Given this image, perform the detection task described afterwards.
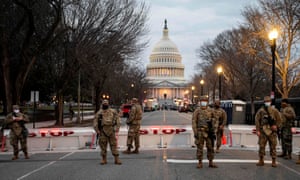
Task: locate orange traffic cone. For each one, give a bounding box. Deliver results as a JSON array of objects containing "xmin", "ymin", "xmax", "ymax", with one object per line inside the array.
[{"xmin": 222, "ymin": 135, "xmax": 227, "ymax": 145}]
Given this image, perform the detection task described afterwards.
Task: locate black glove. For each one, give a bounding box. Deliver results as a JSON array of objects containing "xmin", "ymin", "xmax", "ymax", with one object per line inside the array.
[{"xmin": 194, "ymin": 133, "xmax": 198, "ymax": 139}]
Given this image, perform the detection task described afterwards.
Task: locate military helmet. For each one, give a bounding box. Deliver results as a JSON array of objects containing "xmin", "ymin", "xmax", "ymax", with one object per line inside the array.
[
  {"xmin": 199, "ymin": 96, "xmax": 208, "ymax": 101},
  {"xmin": 13, "ymin": 105, "xmax": 20, "ymax": 110},
  {"xmin": 132, "ymin": 98, "xmax": 138, "ymax": 102},
  {"xmin": 264, "ymin": 96, "xmax": 271, "ymax": 102}
]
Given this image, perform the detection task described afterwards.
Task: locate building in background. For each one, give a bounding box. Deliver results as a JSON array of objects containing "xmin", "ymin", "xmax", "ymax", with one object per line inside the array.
[{"xmin": 146, "ymin": 20, "xmax": 188, "ymax": 106}]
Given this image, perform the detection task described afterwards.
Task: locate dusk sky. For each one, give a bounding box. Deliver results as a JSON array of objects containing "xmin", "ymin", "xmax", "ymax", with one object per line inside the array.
[{"xmin": 142, "ymin": 0, "xmax": 259, "ymax": 81}]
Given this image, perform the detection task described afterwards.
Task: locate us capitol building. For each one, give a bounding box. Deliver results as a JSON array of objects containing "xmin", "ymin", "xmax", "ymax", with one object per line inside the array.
[{"xmin": 146, "ymin": 20, "xmax": 188, "ymax": 106}]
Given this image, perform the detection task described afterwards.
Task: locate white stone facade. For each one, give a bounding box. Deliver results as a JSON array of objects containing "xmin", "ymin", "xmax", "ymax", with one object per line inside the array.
[{"xmin": 146, "ymin": 20, "xmax": 187, "ymax": 104}]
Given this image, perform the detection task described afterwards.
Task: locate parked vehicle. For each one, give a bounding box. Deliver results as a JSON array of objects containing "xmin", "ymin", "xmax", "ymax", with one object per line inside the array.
[{"xmin": 121, "ymin": 104, "xmax": 132, "ymax": 118}]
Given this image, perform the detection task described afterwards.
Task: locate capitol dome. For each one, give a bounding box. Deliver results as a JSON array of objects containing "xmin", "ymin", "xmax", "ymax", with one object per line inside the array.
[
  {"xmin": 147, "ymin": 19, "xmax": 185, "ymax": 83},
  {"xmin": 146, "ymin": 20, "xmax": 187, "ymax": 102}
]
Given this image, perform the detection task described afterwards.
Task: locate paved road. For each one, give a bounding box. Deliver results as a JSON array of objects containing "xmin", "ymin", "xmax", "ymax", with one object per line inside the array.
[
  {"xmin": 1, "ymin": 110, "xmax": 300, "ymax": 179},
  {"xmin": 0, "ymin": 148, "xmax": 299, "ymax": 180}
]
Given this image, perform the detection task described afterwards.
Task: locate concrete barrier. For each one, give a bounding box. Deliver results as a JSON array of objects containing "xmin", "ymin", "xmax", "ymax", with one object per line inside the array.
[
  {"xmin": 226, "ymin": 125, "xmax": 300, "ymax": 153},
  {"xmin": 1, "ymin": 125, "xmax": 299, "ymax": 153}
]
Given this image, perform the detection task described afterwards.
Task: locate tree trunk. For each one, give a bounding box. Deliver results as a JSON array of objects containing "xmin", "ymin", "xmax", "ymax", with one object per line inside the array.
[
  {"xmin": 1, "ymin": 34, "xmax": 13, "ymax": 114},
  {"xmin": 54, "ymin": 92, "xmax": 64, "ymax": 126}
]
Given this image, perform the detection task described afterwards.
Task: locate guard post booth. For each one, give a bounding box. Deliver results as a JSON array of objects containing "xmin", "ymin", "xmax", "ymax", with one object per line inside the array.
[{"xmin": 221, "ymin": 100, "xmax": 246, "ymax": 124}]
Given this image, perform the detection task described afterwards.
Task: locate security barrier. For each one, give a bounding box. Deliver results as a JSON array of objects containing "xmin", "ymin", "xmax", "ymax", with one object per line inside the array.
[{"xmin": 1, "ymin": 125, "xmax": 299, "ymax": 152}]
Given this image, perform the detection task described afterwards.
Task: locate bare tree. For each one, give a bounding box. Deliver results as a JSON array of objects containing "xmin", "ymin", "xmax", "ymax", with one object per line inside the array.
[
  {"xmin": 0, "ymin": 0, "xmax": 64, "ymax": 114},
  {"xmin": 243, "ymin": 0, "xmax": 300, "ymax": 98}
]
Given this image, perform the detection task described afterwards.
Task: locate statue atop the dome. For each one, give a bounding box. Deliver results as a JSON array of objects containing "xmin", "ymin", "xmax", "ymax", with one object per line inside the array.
[{"xmin": 164, "ymin": 19, "xmax": 168, "ymax": 29}]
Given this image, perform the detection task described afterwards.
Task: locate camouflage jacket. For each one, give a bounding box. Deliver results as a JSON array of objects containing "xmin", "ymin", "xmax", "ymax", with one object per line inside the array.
[
  {"xmin": 280, "ymin": 105, "xmax": 296, "ymax": 128},
  {"xmin": 127, "ymin": 103, "xmax": 143, "ymax": 125},
  {"xmin": 192, "ymin": 107, "xmax": 216, "ymax": 134},
  {"xmin": 93, "ymin": 108, "xmax": 120, "ymax": 136},
  {"xmin": 255, "ymin": 106, "xmax": 281, "ymax": 135},
  {"xmin": 5, "ymin": 112, "xmax": 29, "ymax": 136},
  {"xmin": 213, "ymin": 107, "xmax": 227, "ymax": 127}
]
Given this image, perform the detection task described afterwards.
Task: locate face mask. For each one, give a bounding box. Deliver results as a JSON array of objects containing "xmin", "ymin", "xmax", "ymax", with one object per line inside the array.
[
  {"xmin": 200, "ymin": 102, "xmax": 207, "ymax": 107},
  {"xmin": 13, "ymin": 109, "xmax": 20, "ymax": 113},
  {"xmin": 264, "ymin": 102, "xmax": 271, "ymax": 107},
  {"xmin": 102, "ymin": 105, "xmax": 109, "ymax": 110}
]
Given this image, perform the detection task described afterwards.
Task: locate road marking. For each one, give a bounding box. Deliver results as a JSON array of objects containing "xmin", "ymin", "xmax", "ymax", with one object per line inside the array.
[
  {"xmin": 17, "ymin": 152, "xmax": 74, "ymax": 180},
  {"xmin": 17, "ymin": 161, "xmax": 56, "ymax": 180},
  {"xmin": 166, "ymin": 159, "xmax": 273, "ymax": 164},
  {"xmin": 279, "ymin": 163, "xmax": 300, "ymax": 176}
]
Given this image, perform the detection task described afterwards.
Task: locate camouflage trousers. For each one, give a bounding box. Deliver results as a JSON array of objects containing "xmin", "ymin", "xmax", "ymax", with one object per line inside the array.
[
  {"xmin": 126, "ymin": 124, "xmax": 140, "ymax": 149},
  {"xmin": 98, "ymin": 133, "xmax": 119, "ymax": 157},
  {"xmin": 281, "ymin": 127, "xmax": 293, "ymax": 154},
  {"xmin": 9, "ymin": 133, "xmax": 28, "ymax": 156},
  {"xmin": 195, "ymin": 130, "xmax": 214, "ymax": 161},
  {"xmin": 258, "ymin": 132, "xmax": 277, "ymax": 158},
  {"xmin": 216, "ymin": 128, "xmax": 224, "ymax": 149}
]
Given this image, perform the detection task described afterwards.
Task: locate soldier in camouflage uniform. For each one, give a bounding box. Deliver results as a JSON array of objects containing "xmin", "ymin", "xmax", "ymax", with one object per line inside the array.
[
  {"xmin": 93, "ymin": 100, "xmax": 122, "ymax": 165},
  {"xmin": 5, "ymin": 105, "xmax": 30, "ymax": 160},
  {"xmin": 255, "ymin": 96, "xmax": 281, "ymax": 167},
  {"xmin": 278, "ymin": 99, "xmax": 296, "ymax": 159},
  {"xmin": 192, "ymin": 96, "xmax": 217, "ymax": 168},
  {"xmin": 213, "ymin": 100, "xmax": 227, "ymax": 153},
  {"xmin": 123, "ymin": 98, "xmax": 143, "ymax": 154}
]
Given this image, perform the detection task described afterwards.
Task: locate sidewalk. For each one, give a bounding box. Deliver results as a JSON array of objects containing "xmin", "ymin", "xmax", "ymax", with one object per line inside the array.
[{"xmin": 25, "ymin": 113, "xmax": 95, "ymax": 129}]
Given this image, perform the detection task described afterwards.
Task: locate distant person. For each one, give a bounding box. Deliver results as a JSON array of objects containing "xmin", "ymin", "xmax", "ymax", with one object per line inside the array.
[
  {"xmin": 4, "ymin": 105, "xmax": 30, "ymax": 160},
  {"xmin": 93, "ymin": 100, "xmax": 121, "ymax": 165},
  {"xmin": 255, "ymin": 96, "xmax": 281, "ymax": 167},
  {"xmin": 123, "ymin": 98, "xmax": 143, "ymax": 154},
  {"xmin": 213, "ymin": 100, "xmax": 227, "ymax": 153},
  {"xmin": 192, "ymin": 96, "xmax": 217, "ymax": 168},
  {"xmin": 278, "ymin": 99, "xmax": 296, "ymax": 159},
  {"xmin": 69, "ymin": 104, "xmax": 75, "ymax": 121}
]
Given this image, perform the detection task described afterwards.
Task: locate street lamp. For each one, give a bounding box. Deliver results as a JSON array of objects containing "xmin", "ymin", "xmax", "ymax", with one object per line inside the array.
[
  {"xmin": 269, "ymin": 29, "xmax": 278, "ymax": 106},
  {"xmin": 200, "ymin": 79, "xmax": 204, "ymax": 96},
  {"xmin": 217, "ymin": 66, "xmax": 223, "ymax": 100},
  {"xmin": 191, "ymin": 86, "xmax": 195, "ymax": 104}
]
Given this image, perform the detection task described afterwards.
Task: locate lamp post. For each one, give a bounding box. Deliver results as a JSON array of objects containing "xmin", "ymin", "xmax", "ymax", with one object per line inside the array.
[
  {"xmin": 131, "ymin": 83, "xmax": 134, "ymax": 99},
  {"xmin": 200, "ymin": 79, "xmax": 204, "ymax": 96},
  {"xmin": 191, "ymin": 86, "xmax": 195, "ymax": 104},
  {"xmin": 269, "ymin": 29, "xmax": 278, "ymax": 106},
  {"xmin": 217, "ymin": 66, "xmax": 223, "ymax": 100}
]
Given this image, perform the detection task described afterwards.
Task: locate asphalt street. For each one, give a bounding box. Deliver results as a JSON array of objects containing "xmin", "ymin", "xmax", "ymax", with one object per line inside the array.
[
  {"xmin": 0, "ymin": 148, "xmax": 300, "ymax": 180},
  {"xmin": 1, "ymin": 110, "xmax": 300, "ymax": 179}
]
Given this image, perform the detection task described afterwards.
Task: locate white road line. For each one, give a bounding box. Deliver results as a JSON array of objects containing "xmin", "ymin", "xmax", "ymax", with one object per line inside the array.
[
  {"xmin": 166, "ymin": 159, "xmax": 273, "ymax": 164},
  {"xmin": 17, "ymin": 161, "xmax": 56, "ymax": 180},
  {"xmin": 17, "ymin": 152, "xmax": 74, "ymax": 180},
  {"xmin": 279, "ymin": 163, "xmax": 300, "ymax": 176},
  {"xmin": 59, "ymin": 151, "xmax": 75, "ymax": 160}
]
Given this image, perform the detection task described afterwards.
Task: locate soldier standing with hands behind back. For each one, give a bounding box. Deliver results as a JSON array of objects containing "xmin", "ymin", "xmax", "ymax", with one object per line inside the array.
[
  {"xmin": 278, "ymin": 99, "xmax": 296, "ymax": 159},
  {"xmin": 93, "ymin": 100, "xmax": 122, "ymax": 165},
  {"xmin": 123, "ymin": 98, "xmax": 143, "ymax": 154},
  {"xmin": 5, "ymin": 105, "xmax": 30, "ymax": 160},
  {"xmin": 255, "ymin": 96, "xmax": 281, "ymax": 167},
  {"xmin": 192, "ymin": 96, "xmax": 217, "ymax": 169},
  {"xmin": 213, "ymin": 100, "xmax": 227, "ymax": 153}
]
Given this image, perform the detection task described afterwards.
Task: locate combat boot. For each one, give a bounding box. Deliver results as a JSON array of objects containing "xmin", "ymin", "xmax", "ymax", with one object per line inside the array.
[
  {"xmin": 208, "ymin": 160, "xmax": 218, "ymax": 168},
  {"xmin": 24, "ymin": 153, "xmax": 30, "ymax": 159},
  {"xmin": 256, "ymin": 156, "xmax": 264, "ymax": 166},
  {"xmin": 100, "ymin": 155, "xmax": 107, "ymax": 165},
  {"xmin": 122, "ymin": 147, "xmax": 131, "ymax": 154},
  {"xmin": 272, "ymin": 158, "xmax": 277, "ymax": 167},
  {"xmin": 12, "ymin": 155, "xmax": 18, "ymax": 160},
  {"xmin": 284, "ymin": 153, "xmax": 292, "ymax": 160},
  {"xmin": 132, "ymin": 148, "xmax": 139, "ymax": 154},
  {"xmin": 197, "ymin": 160, "xmax": 202, "ymax": 169},
  {"xmin": 277, "ymin": 152, "xmax": 286, "ymax": 157},
  {"xmin": 114, "ymin": 156, "xmax": 122, "ymax": 165}
]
